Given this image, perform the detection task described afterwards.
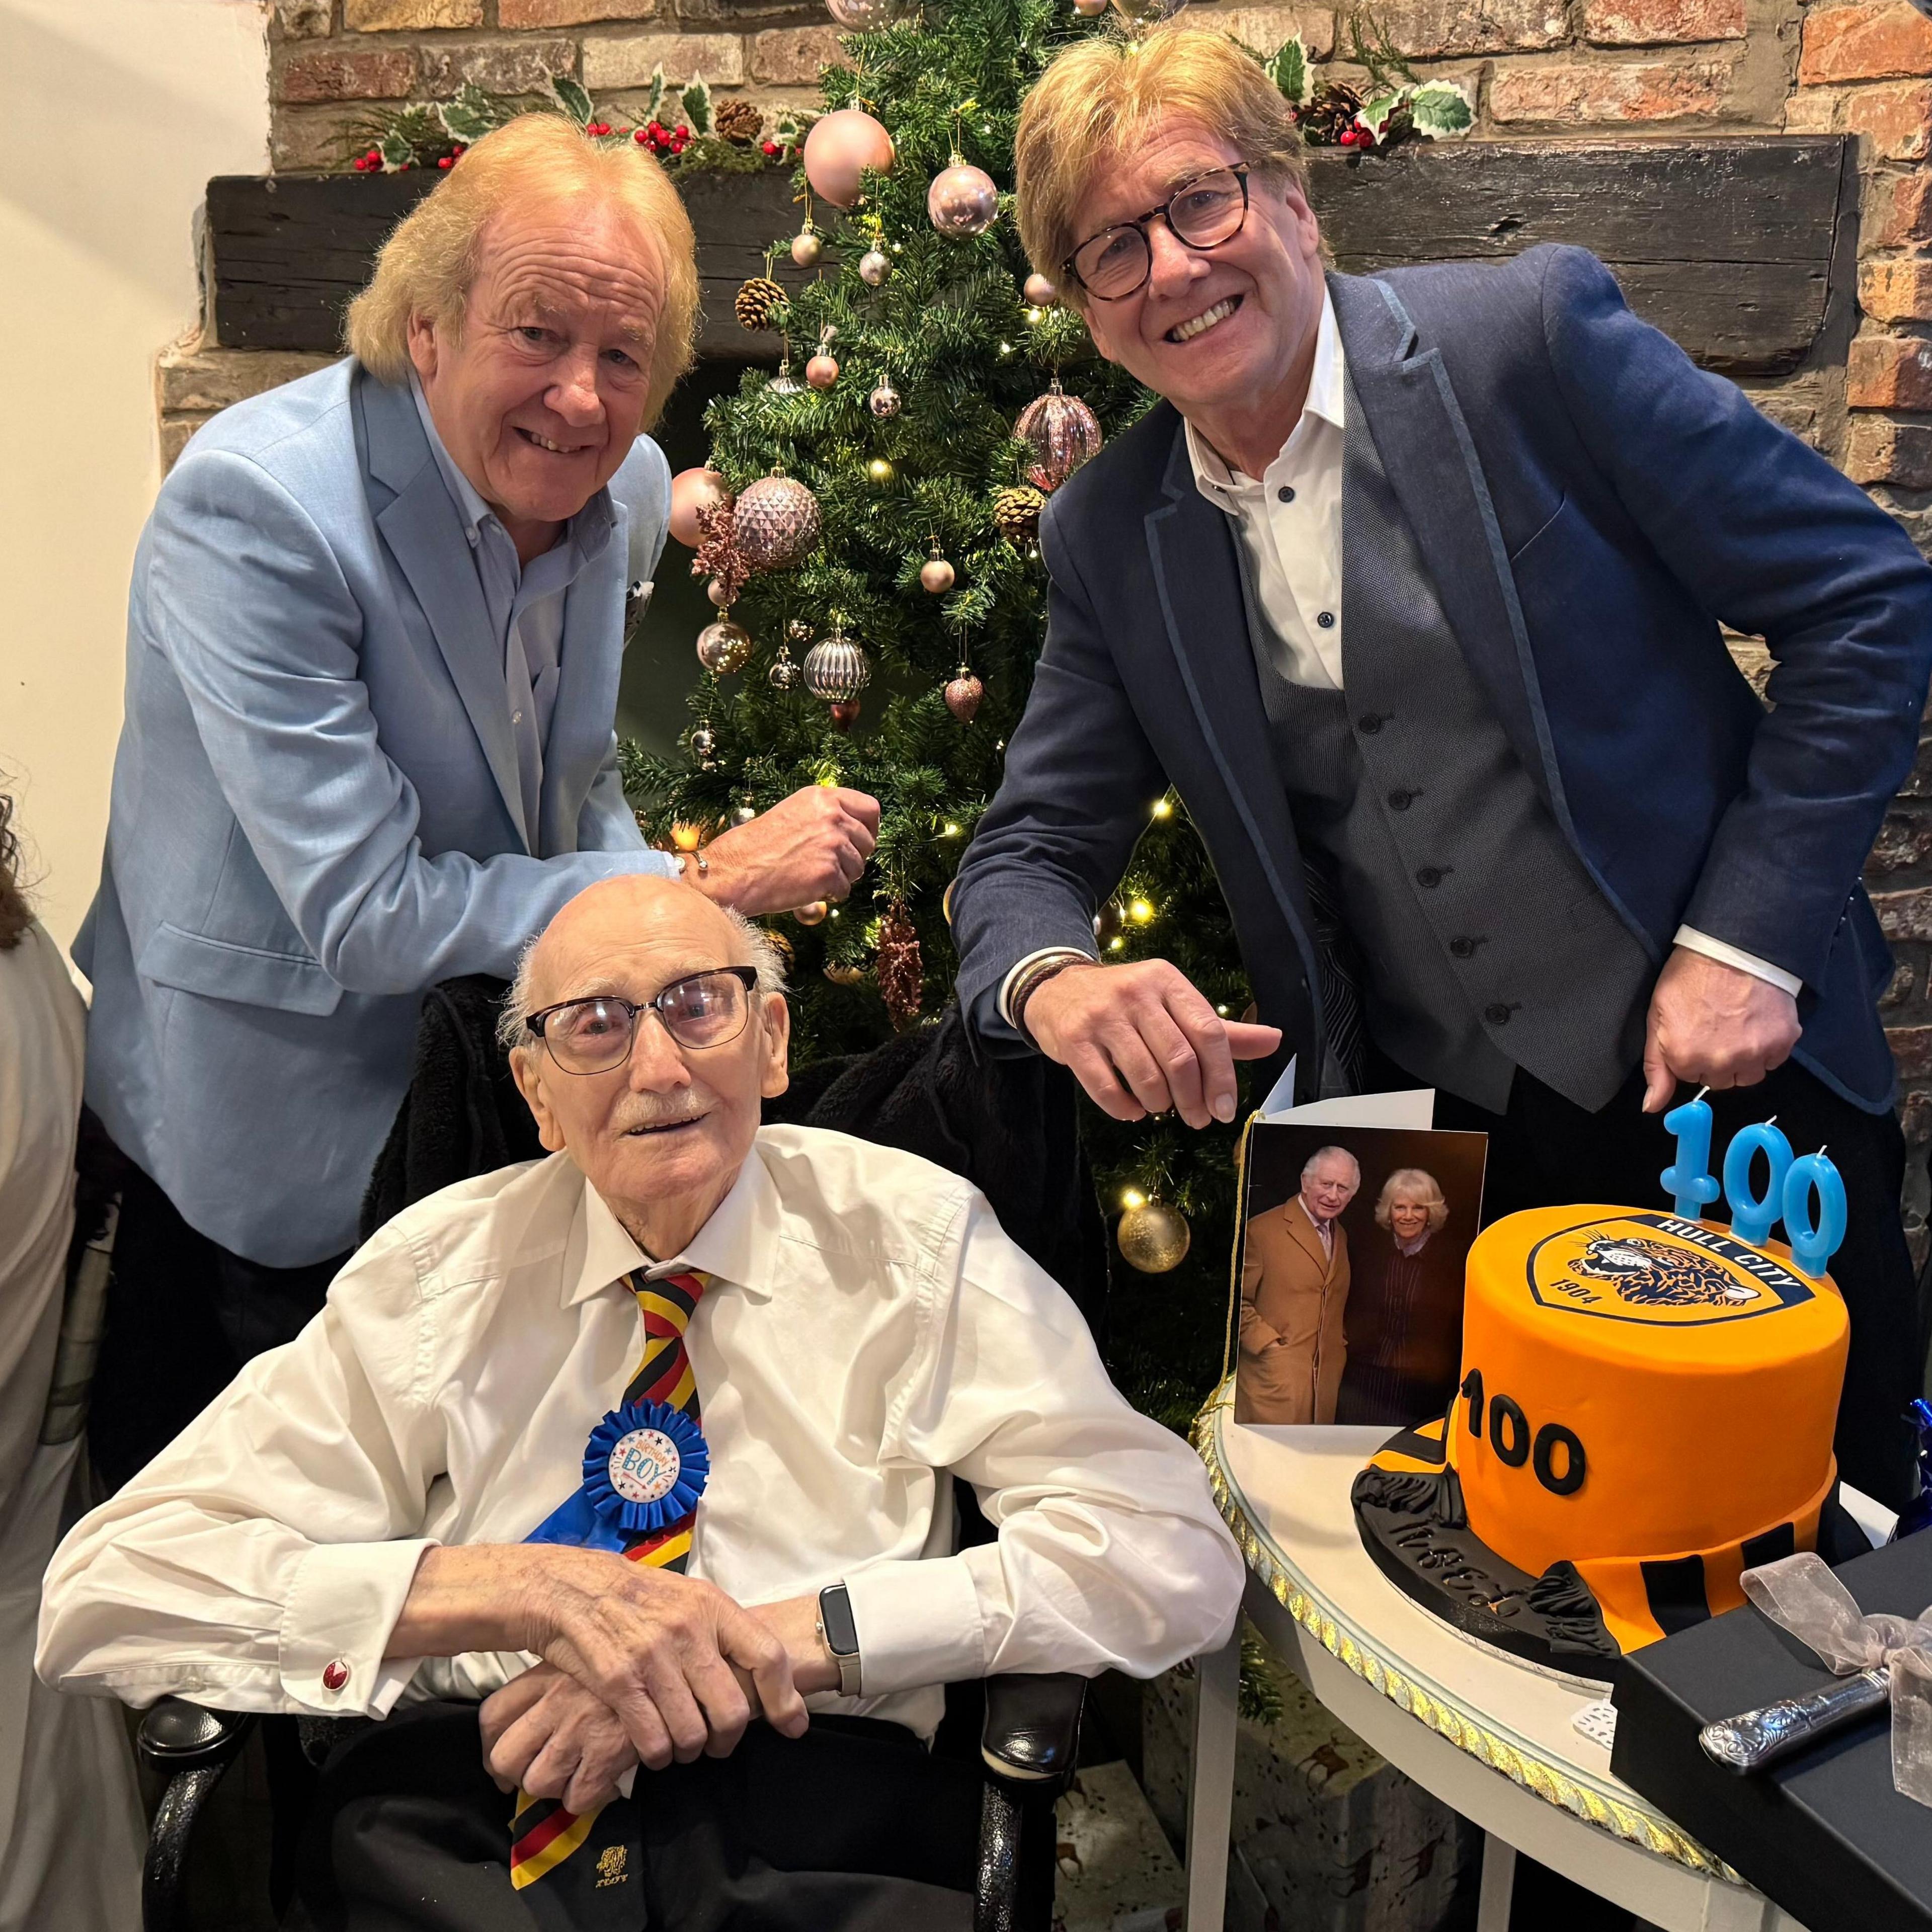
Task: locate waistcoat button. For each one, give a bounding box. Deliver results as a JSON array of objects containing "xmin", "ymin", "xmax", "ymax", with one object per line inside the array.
[
  {"xmin": 1450, "ymin": 935, "xmax": 1479, "ymax": 958},
  {"xmin": 1416, "ymin": 867, "xmax": 1443, "ymax": 888},
  {"xmin": 1358, "ymin": 713, "xmax": 1383, "ymax": 735},
  {"xmin": 1484, "ymin": 1003, "xmax": 1514, "ymax": 1025},
  {"xmin": 1388, "ymin": 788, "xmax": 1415, "ymax": 811}
]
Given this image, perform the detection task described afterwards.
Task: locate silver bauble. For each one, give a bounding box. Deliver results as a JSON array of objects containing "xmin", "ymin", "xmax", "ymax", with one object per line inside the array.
[
  {"xmin": 695, "ymin": 619, "xmax": 752, "ymax": 675},
  {"xmin": 802, "ymin": 626, "xmax": 873, "ymax": 703},
  {"xmin": 927, "ymin": 163, "xmax": 1000, "ymax": 237},
  {"xmin": 690, "ymin": 724, "xmax": 718, "ymax": 762},
  {"xmin": 868, "ymin": 379, "xmax": 901, "ymax": 419},
  {"xmin": 1014, "ymin": 379, "xmax": 1104, "ymax": 492},
  {"xmin": 734, "ymin": 475, "xmax": 822, "ymax": 570},
  {"xmin": 768, "ymin": 647, "xmax": 801, "ymax": 691},
  {"xmin": 859, "ymin": 248, "xmax": 891, "ymax": 286}
]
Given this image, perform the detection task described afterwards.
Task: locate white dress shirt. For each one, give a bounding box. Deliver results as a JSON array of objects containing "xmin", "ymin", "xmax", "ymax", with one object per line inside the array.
[
  {"xmin": 998, "ymin": 288, "xmax": 1800, "ymax": 1017},
  {"xmin": 39, "ymin": 1126, "xmax": 1242, "ymax": 1743}
]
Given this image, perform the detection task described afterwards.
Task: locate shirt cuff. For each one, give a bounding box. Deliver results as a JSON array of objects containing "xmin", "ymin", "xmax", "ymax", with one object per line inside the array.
[
  {"xmin": 842, "ymin": 1556, "xmax": 986, "ymax": 1698},
  {"xmin": 1672, "ymin": 927, "xmax": 1803, "ymax": 999},
  {"xmin": 997, "ymin": 948, "xmax": 1099, "ymax": 1030},
  {"xmin": 279, "ymin": 1539, "xmax": 438, "ymax": 1717}
]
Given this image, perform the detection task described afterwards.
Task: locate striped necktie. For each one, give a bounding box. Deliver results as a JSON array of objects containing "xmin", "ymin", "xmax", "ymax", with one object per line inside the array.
[
  {"xmin": 618, "ymin": 1267, "xmax": 709, "ymax": 1572},
  {"xmin": 509, "ymin": 1265, "xmax": 712, "ymax": 1901}
]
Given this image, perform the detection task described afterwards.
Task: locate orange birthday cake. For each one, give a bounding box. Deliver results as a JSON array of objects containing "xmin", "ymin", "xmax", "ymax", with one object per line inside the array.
[{"xmin": 1351, "ymin": 1206, "xmax": 1855, "ymax": 1680}]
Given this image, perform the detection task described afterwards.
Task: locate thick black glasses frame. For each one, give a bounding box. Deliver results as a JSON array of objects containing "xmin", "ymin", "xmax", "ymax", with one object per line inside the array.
[
  {"xmin": 524, "ymin": 965, "xmax": 761, "ymax": 1073},
  {"xmin": 1064, "ymin": 165, "xmax": 1251, "ymax": 301}
]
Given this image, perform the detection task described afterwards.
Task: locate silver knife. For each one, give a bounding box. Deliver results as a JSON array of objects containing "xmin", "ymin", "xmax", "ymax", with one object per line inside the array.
[{"xmin": 1699, "ymin": 1667, "xmax": 1891, "ymax": 1773}]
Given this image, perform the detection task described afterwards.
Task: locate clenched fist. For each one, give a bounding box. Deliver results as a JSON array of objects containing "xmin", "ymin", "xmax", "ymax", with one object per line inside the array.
[{"xmin": 693, "ymin": 786, "xmax": 880, "ymax": 917}]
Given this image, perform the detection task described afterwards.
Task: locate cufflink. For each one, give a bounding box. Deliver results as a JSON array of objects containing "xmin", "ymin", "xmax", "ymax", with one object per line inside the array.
[{"xmin": 321, "ymin": 1659, "xmax": 350, "ymax": 1692}]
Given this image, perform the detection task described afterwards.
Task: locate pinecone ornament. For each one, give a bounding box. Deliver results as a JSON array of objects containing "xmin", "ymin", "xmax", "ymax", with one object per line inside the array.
[
  {"xmin": 876, "ymin": 901, "xmax": 923, "ymax": 1028},
  {"xmin": 1301, "ymin": 81, "xmax": 1365, "ymax": 145},
  {"xmin": 714, "ymin": 98, "xmax": 763, "ymax": 145},
  {"xmin": 735, "ymin": 276, "xmax": 788, "ymax": 332},
  {"xmin": 992, "ymin": 485, "xmax": 1045, "ymax": 546}
]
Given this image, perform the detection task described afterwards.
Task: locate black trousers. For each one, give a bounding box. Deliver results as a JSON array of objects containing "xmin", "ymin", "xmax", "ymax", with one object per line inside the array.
[
  {"xmin": 293, "ymin": 1702, "xmax": 981, "ymax": 1932},
  {"xmin": 1368, "ymin": 1049, "xmax": 1923, "ymax": 1509},
  {"xmin": 89, "ymin": 1153, "xmax": 348, "ymax": 1495}
]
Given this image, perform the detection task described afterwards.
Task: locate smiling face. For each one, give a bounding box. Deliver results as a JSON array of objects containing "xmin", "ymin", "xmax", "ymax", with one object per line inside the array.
[
  {"xmin": 511, "ymin": 876, "xmax": 789, "ymax": 1257},
  {"xmin": 409, "ymin": 192, "xmax": 665, "ymax": 558},
  {"xmin": 1389, "ymin": 1195, "xmax": 1432, "ymax": 1242},
  {"xmin": 1070, "ymin": 121, "xmax": 1325, "ymax": 473},
  {"xmin": 1301, "ymin": 1152, "xmax": 1361, "ymax": 1225}
]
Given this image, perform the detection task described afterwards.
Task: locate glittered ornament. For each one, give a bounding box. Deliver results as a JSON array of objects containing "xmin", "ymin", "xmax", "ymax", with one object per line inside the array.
[
  {"xmin": 866, "ymin": 456, "xmax": 896, "ymax": 487},
  {"xmin": 790, "ymin": 227, "xmax": 823, "ymax": 269},
  {"xmin": 806, "ymin": 352, "xmax": 840, "ymax": 389},
  {"xmin": 875, "ymin": 900, "xmax": 923, "ymax": 1028},
  {"xmin": 992, "ymin": 485, "xmax": 1045, "ymax": 546},
  {"xmin": 1015, "ymin": 379, "xmax": 1104, "ymax": 492},
  {"xmin": 1116, "ymin": 1198, "xmax": 1190, "ymax": 1273},
  {"xmin": 824, "ymin": 960, "xmax": 867, "ymax": 986},
  {"xmin": 867, "ymin": 378, "xmax": 901, "ymax": 419},
  {"xmin": 786, "ymin": 618, "xmax": 814, "ymax": 645},
  {"xmin": 927, "ymin": 162, "xmax": 1000, "ymax": 237},
  {"xmin": 768, "ymin": 645, "xmax": 800, "ymax": 691},
  {"xmin": 734, "ymin": 473, "xmax": 822, "ymax": 570},
  {"xmin": 794, "ymin": 900, "xmax": 829, "ymax": 926},
  {"xmin": 802, "ymin": 107, "xmax": 895, "ymax": 208},
  {"xmin": 689, "ymin": 723, "xmax": 718, "ymax": 763},
  {"xmin": 695, "ymin": 619, "xmax": 752, "ymax": 675},
  {"xmin": 1023, "ymin": 272, "xmax": 1059, "ymax": 306},
  {"xmin": 692, "ymin": 498, "xmax": 750, "ymax": 610},
  {"xmin": 943, "ymin": 668, "xmax": 984, "ymax": 722},
  {"xmin": 859, "ymin": 248, "xmax": 891, "ymax": 286},
  {"xmin": 803, "ymin": 623, "xmax": 872, "ymax": 703},
  {"xmin": 734, "ymin": 277, "xmax": 787, "ymax": 332},
  {"xmin": 669, "ymin": 466, "xmax": 731, "ymax": 546},
  {"xmin": 920, "ymin": 541, "xmax": 955, "ymax": 595}
]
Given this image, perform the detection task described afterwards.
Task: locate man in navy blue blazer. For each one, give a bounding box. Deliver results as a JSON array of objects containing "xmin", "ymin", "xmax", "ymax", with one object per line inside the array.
[
  {"xmin": 82, "ymin": 116, "xmax": 879, "ymax": 1487},
  {"xmin": 952, "ymin": 26, "xmax": 1932, "ymax": 1502}
]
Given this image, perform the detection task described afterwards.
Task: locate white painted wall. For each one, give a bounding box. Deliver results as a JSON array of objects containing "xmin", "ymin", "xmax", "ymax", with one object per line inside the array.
[{"xmin": 0, "ymin": 0, "xmax": 270, "ymax": 956}]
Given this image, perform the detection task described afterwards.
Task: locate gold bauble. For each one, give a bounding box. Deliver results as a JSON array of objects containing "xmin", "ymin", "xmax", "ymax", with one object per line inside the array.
[
  {"xmin": 1116, "ymin": 1199, "xmax": 1191, "ymax": 1273},
  {"xmin": 670, "ymin": 822, "xmax": 706, "ymax": 852},
  {"xmin": 867, "ymin": 456, "xmax": 896, "ymax": 486},
  {"xmin": 794, "ymin": 901, "xmax": 830, "ymax": 927}
]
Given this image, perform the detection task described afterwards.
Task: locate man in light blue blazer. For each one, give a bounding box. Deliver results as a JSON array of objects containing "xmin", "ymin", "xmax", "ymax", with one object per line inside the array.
[{"xmin": 82, "ymin": 116, "xmax": 877, "ymax": 1484}]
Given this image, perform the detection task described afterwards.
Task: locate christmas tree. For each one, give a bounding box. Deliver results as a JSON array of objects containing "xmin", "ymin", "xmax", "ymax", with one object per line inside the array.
[{"xmin": 620, "ymin": 4, "xmax": 1287, "ymax": 1426}]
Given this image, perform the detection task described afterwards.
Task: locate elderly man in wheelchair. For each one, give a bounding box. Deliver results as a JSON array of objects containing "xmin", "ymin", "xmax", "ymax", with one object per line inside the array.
[{"xmin": 38, "ymin": 873, "xmax": 1242, "ymax": 1931}]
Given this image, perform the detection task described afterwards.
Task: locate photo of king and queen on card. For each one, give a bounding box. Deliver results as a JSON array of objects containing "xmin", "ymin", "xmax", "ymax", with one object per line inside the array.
[{"xmin": 1230, "ymin": 1067, "xmax": 1488, "ymax": 1429}]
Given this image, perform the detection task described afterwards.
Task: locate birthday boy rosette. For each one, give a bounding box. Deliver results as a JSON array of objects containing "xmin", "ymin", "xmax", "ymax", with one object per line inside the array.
[{"xmin": 582, "ymin": 1398, "xmax": 710, "ymax": 1536}]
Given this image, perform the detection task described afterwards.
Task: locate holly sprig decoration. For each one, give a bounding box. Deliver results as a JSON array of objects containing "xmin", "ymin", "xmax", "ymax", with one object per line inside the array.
[{"xmin": 1258, "ymin": 12, "xmax": 1473, "ymax": 151}]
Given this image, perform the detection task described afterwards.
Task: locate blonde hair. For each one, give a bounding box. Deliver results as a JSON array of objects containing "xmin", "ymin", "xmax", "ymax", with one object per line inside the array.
[
  {"xmin": 1374, "ymin": 1168, "xmax": 1450, "ymax": 1234},
  {"xmin": 1015, "ymin": 22, "xmax": 1311, "ymax": 303},
  {"xmin": 345, "ymin": 113, "xmax": 699, "ymax": 426}
]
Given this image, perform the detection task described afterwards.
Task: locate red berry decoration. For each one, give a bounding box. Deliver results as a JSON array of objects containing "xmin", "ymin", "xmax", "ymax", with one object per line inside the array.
[
  {"xmin": 634, "ymin": 128, "xmax": 648, "ymax": 144},
  {"xmin": 762, "ymin": 140, "xmax": 779, "ymax": 156},
  {"xmin": 437, "ymin": 155, "xmax": 453, "ymax": 169},
  {"xmin": 676, "ymin": 124, "xmax": 689, "ymax": 137}
]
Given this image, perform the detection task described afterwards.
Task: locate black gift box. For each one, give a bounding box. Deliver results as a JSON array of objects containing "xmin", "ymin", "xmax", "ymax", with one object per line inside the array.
[{"xmin": 1611, "ymin": 1531, "xmax": 1932, "ymax": 1931}]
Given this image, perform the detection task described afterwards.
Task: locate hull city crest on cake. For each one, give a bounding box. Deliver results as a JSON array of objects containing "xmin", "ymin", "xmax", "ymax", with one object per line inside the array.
[{"xmin": 1351, "ymin": 1199, "xmax": 1855, "ymax": 1681}]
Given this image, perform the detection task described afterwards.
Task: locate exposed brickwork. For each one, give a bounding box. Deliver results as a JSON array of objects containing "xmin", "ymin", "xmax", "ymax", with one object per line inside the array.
[
  {"xmin": 1584, "ymin": 0, "xmax": 1745, "ymax": 47},
  {"xmin": 276, "ymin": 46, "xmax": 418, "ymax": 104},
  {"xmin": 1849, "ymin": 333, "xmax": 1932, "ymax": 409},
  {"xmin": 1489, "ymin": 55, "xmax": 1736, "ymax": 124},
  {"xmin": 748, "ymin": 25, "xmax": 846, "ymax": 85},
  {"xmin": 1870, "ymin": 169, "xmax": 1932, "ymax": 249},
  {"xmin": 416, "ymin": 38, "xmax": 578, "ymax": 96},
  {"xmin": 1845, "ymin": 416, "xmax": 1932, "ymax": 487},
  {"xmin": 1801, "ymin": 2, "xmax": 1932, "ymax": 86},
  {"xmin": 1371, "ymin": 0, "xmax": 1567, "ymax": 59},
  {"xmin": 500, "ymin": 0, "xmax": 658, "ymax": 22},
  {"xmin": 1861, "ymin": 254, "xmax": 1932, "ymax": 320},
  {"xmin": 344, "ymin": 0, "xmax": 481, "ymax": 27},
  {"xmin": 583, "ymin": 30, "xmax": 745, "ymax": 85}
]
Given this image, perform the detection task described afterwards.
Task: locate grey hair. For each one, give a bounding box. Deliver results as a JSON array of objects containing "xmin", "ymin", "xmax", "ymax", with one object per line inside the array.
[
  {"xmin": 1302, "ymin": 1144, "xmax": 1362, "ymax": 1182},
  {"xmin": 496, "ymin": 905, "xmax": 789, "ymax": 1057},
  {"xmin": 1374, "ymin": 1167, "xmax": 1449, "ymax": 1234}
]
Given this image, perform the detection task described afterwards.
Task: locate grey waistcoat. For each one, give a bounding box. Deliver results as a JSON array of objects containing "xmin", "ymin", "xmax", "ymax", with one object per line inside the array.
[{"xmin": 1234, "ymin": 371, "xmax": 1654, "ymax": 1112}]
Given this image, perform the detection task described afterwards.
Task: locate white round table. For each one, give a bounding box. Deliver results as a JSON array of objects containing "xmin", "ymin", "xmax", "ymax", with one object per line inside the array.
[{"xmin": 1175, "ymin": 1379, "xmax": 1871, "ymax": 1932}]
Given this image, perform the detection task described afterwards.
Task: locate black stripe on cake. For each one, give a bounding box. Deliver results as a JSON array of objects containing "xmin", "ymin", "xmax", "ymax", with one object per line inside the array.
[
  {"xmin": 1380, "ymin": 1423, "xmax": 1447, "ymax": 1467},
  {"xmin": 1640, "ymin": 1554, "xmax": 1712, "ymax": 1636},
  {"xmin": 1741, "ymin": 1523, "xmax": 1797, "ymax": 1570}
]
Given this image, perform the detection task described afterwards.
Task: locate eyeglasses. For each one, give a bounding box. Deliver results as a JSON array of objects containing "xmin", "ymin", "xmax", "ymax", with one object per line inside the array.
[
  {"xmin": 1065, "ymin": 166, "xmax": 1251, "ymax": 302},
  {"xmin": 523, "ymin": 967, "xmax": 761, "ymax": 1075}
]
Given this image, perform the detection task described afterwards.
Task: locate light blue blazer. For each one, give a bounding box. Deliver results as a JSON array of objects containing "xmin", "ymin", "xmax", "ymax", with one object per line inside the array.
[{"xmin": 76, "ymin": 359, "xmax": 677, "ymax": 1265}]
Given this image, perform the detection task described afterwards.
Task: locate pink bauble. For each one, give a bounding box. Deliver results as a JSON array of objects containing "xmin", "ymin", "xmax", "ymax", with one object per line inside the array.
[
  {"xmin": 1014, "ymin": 382, "xmax": 1103, "ymax": 492},
  {"xmin": 806, "ymin": 354, "xmax": 840, "ymax": 389},
  {"xmin": 802, "ymin": 108, "xmax": 896, "ymax": 209},
  {"xmin": 1023, "ymin": 272, "xmax": 1059, "ymax": 306},
  {"xmin": 668, "ymin": 466, "xmax": 731, "ymax": 547},
  {"xmin": 927, "ymin": 163, "xmax": 1000, "ymax": 237}
]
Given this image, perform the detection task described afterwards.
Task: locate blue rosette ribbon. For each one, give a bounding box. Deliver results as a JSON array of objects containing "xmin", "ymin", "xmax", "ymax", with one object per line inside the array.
[{"xmin": 581, "ymin": 1399, "xmax": 709, "ymax": 1537}]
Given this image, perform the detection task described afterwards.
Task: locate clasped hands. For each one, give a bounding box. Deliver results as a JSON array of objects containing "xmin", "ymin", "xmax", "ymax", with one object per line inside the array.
[
  {"xmin": 394, "ymin": 1544, "xmax": 835, "ymax": 1816},
  {"xmin": 1024, "ymin": 946, "xmax": 1799, "ymax": 1123}
]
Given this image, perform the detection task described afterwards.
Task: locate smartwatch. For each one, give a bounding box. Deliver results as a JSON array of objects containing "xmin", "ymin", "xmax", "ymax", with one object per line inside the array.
[{"xmin": 816, "ymin": 1582, "xmax": 862, "ymax": 1698}]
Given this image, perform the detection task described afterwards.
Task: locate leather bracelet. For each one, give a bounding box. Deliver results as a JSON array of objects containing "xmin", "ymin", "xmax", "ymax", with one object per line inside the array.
[{"xmin": 1010, "ymin": 954, "xmax": 1090, "ymax": 1042}]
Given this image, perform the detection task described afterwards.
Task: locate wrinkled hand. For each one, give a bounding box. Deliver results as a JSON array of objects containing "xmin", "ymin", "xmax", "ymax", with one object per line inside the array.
[
  {"xmin": 1023, "ymin": 960, "xmax": 1281, "ymax": 1128},
  {"xmin": 1642, "ymin": 946, "xmax": 1801, "ymax": 1113},
  {"xmin": 481, "ymin": 1663, "xmax": 638, "ymax": 1813},
  {"xmin": 528, "ymin": 1549, "xmax": 808, "ymax": 1770},
  {"xmin": 746, "ymin": 1594, "xmax": 841, "ymax": 1697},
  {"xmin": 694, "ymin": 787, "xmax": 879, "ymax": 916}
]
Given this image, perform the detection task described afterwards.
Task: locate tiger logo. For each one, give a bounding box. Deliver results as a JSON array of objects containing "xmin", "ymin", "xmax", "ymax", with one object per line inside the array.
[{"xmin": 1567, "ymin": 1236, "xmax": 1760, "ymax": 1307}]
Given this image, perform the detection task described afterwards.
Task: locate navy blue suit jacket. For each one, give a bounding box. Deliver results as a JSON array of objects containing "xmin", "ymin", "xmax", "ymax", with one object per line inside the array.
[{"xmin": 951, "ymin": 247, "xmax": 1932, "ymax": 1111}]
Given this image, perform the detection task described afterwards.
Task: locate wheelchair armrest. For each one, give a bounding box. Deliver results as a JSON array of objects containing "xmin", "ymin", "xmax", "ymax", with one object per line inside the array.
[
  {"xmin": 979, "ymin": 1671, "xmax": 1084, "ymax": 1797},
  {"xmin": 140, "ymin": 1703, "xmax": 258, "ymax": 1932}
]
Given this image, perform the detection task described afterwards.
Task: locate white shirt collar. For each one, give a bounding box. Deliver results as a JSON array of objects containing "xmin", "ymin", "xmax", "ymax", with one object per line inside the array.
[
  {"xmin": 1184, "ymin": 285, "xmax": 1344, "ymax": 495},
  {"xmin": 568, "ymin": 1140, "xmax": 783, "ymax": 1306}
]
